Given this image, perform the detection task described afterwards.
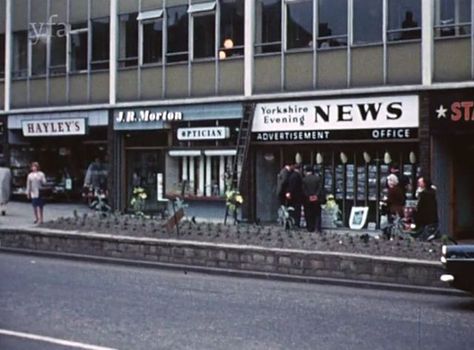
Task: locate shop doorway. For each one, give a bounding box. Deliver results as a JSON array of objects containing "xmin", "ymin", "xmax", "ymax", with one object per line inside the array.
[
  {"xmin": 452, "ymin": 139, "xmax": 474, "ymax": 239},
  {"xmin": 126, "ymin": 150, "xmax": 165, "ymax": 212}
]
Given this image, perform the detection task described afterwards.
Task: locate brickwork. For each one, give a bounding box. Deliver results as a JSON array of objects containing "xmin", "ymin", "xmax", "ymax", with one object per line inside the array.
[{"xmin": 0, "ymin": 228, "xmax": 444, "ymax": 288}]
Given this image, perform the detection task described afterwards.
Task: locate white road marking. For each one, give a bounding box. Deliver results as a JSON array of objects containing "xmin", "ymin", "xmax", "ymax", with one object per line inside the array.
[{"xmin": 0, "ymin": 329, "xmax": 118, "ymax": 350}]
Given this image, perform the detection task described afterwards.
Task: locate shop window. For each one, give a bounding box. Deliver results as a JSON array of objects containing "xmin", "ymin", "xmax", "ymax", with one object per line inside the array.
[
  {"xmin": 435, "ymin": 0, "xmax": 472, "ymax": 37},
  {"xmin": 387, "ymin": 0, "xmax": 421, "ymax": 41},
  {"xmin": 0, "ymin": 34, "xmax": 4, "ymax": 76},
  {"xmin": 118, "ymin": 13, "xmax": 139, "ymax": 67},
  {"xmin": 353, "ymin": 0, "xmax": 383, "ymax": 45},
  {"xmin": 142, "ymin": 18, "xmax": 163, "ymax": 64},
  {"xmin": 91, "ymin": 17, "xmax": 110, "ymax": 70},
  {"xmin": 166, "ymin": 5, "xmax": 189, "ymax": 63},
  {"xmin": 192, "ymin": 11, "xmax": 216, "ymax": 59},
  {"xmin": 286, "ymin": 0, "xmax": 313, "ymax": 50},
  {"xmin": 255, "ymin": 0, "xmax": 282, "ymax": 54},
  {"xmin": 12, "ymin": 31, "xmax": 28, "ymax": 78},
  {"xmin": 50, "ymin": 24, "xmax": 67, "ymax": 75},
  {"xmin": 69, "ymin": 23, "xmax": 88, "ymax": 72},
  {"xmin": 317, "ymin": 0, "xmax": 347, "ymax": 48},
  {"xmin": 219, "ymin": 0, "xmax": 244, "ymax": 59}
]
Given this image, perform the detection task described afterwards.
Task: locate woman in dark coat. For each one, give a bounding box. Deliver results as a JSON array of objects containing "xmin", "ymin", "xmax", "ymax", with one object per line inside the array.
[{"xmin": 415, "ymin": 176, "xmax": 438, "ymax": 229}]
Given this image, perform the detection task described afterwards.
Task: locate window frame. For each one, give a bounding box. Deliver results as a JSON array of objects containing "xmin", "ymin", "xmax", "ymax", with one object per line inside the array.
[
  {"xmin": 68, "ymin": 22, "xmax": 89, "ymax": 74},
  {"xmin": 190, "ymin": 7, "xmax": 217, "ymax": 61},
  {"xmin": 28, "ymin": 27, "xmax": 48, "ymax": 77},
  {"xmin": 218, "ymin": 0, "xmax": 245, "ymax": 60},
  {"xmin": 255, "ymin": 0, "xmax": 283, "ymax": 55},
  {"xmin": 352, "ymin": 0, "xmax": 384, "ymax": 46},
  {"xmin": 284, "ymin": 0, "xmax": 314, "ymax": 52},
  {"xmin": 90, "ymin": 16, "xmax": 110, "ymax": 71},
  {"xmin": 434, "ymin": 0, "xmax": 472, "ymax": 38},
  {"xmin": 166, "ymin": 5, "xmax": 190, "ymax": 64},
  {"xmin": 118, "ymin": 12, "xmax": 139, "ymax": 68},
  {"xmin": 49, "ymin": 23, "xmax": 68, "ymax": 76},
  {"xmin": 316, "ymin": 0, "xmax": 349, "ymax": 50},
  {"xmin": 386, "ymin": 0, "xmax": 422, "ymax": 42},
  {"xmin": 138, "ymin": 10, "xmax": 164, "ymax": 67},
  {"xmin": 12, "ymin": 30, "xmax": 29, "ymax": 79}
]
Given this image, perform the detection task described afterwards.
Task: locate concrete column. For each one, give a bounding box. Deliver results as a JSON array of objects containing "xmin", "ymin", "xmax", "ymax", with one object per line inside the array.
[
  {"xmin": 244, "ymin": 0, "xmax": 254, "ymax": 96},
  {"xmin": 109, "ymin": 0, "xmax": 118, "ymax": 104},
  {"xmin": 219, "ymin": 155, "xmax": 225, "ymax": 195},
  {"xmin": 4, "ymin": 0, "xmax": 12, "ymax": 111},
  {"xmin": 422, "ymin": 0, "xmax": 434, "ymax": 85},
  {"xmin": 206, "ymin": 155, "xmax": 212, "ymax": 196},
  {"xmin": 182, "ymin": 156, "xmax": 188, "ymax": 182},
  {"xmin": 189, "ymin": 156, "xmax": 195, "ymax": 194},
  {"xmin": 198, "ymin": 155, "xmax": 205, "ymax": 196}
]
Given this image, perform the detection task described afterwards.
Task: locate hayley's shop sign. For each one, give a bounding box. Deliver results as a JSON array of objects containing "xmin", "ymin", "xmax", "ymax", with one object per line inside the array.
[
  {"xmin": 22, "ymin": 118, "xmax": 87, "ymax": 137},
  {"xmin": 177, "ymin": 127, "xmax": 230, "ymax": 141},
  {"xmin": 252, "ymin": 96, "xmax": 419, "ymax": 141}
]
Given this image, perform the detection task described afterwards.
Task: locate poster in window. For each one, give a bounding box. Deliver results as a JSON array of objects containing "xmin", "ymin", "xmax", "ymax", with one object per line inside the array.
[
  {"xmin": 335, "ymin": 165, "xmax": 344, "ymax": 199},
  {"xmin": 349, "ymin": 206, "xmax": 369, "ymax": 230}
]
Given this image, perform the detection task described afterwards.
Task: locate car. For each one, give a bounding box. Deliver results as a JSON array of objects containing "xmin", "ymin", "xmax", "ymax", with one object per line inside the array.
[{"xmin": 440, "ymin": 244, "xmax": 474, "ymax": 294}]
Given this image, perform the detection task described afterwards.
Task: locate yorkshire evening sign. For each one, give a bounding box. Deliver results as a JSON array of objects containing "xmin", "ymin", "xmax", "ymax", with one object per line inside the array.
[
  {"xmin": 252, "ymin": 96, "xmax": 419, "ymax": 141},
  {"xmin": 177, "ymin": 127, "xmax": 230, "ymax": 141},
  {"xmin": 22, "ymin": 118, "xmax": 87, "ymax": 137}
]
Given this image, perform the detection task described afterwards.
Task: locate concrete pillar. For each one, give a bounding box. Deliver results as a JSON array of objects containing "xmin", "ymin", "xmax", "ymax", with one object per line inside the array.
[
  {"xmin": 189, "ymin": 156, "xmax": 195, "ymax": 194},
  {"xmin": 198, "ymin": 155, "xmax": 205, "ymax": 196},
  {"xmin": 109, "ymin": 0, "xmax": 118, "ymax": 104},
  {"xmin": 244, "ymin": 0, "xmax": 254, "ymax": 96},
  {"xmin": 422, "ymin": 0, "xmax": 433, "ymax": 85},
  {"xmin": 206, "ymin": 155, "xmax": 212, "ymax": 196},
  {"xmin": 219, "ymin": 155, "xmax": 225, "ymax": 195},
  {"xmin": 4, "ymin": 0, "xmax": 12, "ymax": 111}
]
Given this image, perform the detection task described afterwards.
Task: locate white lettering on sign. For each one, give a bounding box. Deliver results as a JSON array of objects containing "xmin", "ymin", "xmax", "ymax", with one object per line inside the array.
[
  {"xmin": 177, "ymin": 127, "xmax": 230, "ymax": 141},
  {"xmin": 116, "ymin": 110, "xmax": 183, "ymax": 123},
  {"xmin": 252, "ymin": 96, "xmax": 419, "ymax": 132},
  {"xmin": 22, "ymin": 118, "xmax": 87, "ymax": 137}
]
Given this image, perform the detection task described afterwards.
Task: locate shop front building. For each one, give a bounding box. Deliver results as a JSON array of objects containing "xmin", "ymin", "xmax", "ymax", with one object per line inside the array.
[
  {"xmin": 7, "ymin": 110, "xmax": 108, "ymax": 200},
  {"xmin": 430, "ymin": 89, "xmax": 474, "ymax": 240},
  {"xmin": 112, "ymin": 103, "xmax": 242, "ymax": 213},
  {"xmin": 248, "ymin": 94, "xmax": 422, "ymax": 227}
]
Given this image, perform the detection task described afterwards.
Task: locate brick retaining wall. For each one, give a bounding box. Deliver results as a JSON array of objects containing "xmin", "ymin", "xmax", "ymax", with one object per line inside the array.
[{"xmin": 0, "ymin": 228, "xmax": 444, "ymax": 288}]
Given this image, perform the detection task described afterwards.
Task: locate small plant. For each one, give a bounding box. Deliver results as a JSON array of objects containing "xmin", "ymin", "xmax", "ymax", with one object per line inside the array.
[{"xmin": 130, "ymin": 186, "xmax": 148, "ymax": 217}]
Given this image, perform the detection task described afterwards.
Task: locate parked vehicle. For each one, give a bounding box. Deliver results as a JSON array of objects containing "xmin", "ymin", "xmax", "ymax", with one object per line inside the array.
[{"xmin": 440, "ymin": 244, "xmax": 474, "ymax": 294}]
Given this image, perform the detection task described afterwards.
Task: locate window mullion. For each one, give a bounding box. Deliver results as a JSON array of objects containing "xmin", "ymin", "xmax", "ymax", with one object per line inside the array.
[
  {"xmin": 382, "ymin": 0, "xmax": 387, "ymax": 84},
  {"xmin": 138, "ymin": 20, "xmax": 143, "ymax": 65}
]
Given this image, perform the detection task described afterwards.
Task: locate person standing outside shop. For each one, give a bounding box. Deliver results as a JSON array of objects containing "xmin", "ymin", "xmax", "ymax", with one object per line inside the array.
[
  {"xmin": 414, "ymin": 176, "xmax": 438, "ymax": 230},
  {"xmin": 84, "ymin": 157, "xmax": 107, "ymax": 191},
  {"xmin": 276, "ymin": 163, "xmax": 293, "ymax": 205},
  {"xmin": 287, "ymin": 165, "xmax": 304, "ymax": 227},
  {"xmin": 0, "ymin": 161, "xmax": 11, "ymax": 216},
  {"xmin": 26, "ymin": 162, "xmax": 47, "ymax": 224},
  {"xmin": 388, "ymin": 162, "xmax": 410, "ymax": 203},
  {"xmin": 302, "ymin": 165, "xmax": 323, "ymax": 233}
]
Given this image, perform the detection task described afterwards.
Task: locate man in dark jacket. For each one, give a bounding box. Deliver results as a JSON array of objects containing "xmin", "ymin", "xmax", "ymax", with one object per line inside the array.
[
  {"xmin": 302, "ymin": 165, "xmax": 323, "ymax": 233},
  {"xmin": 415, "ymin": 176, "xmax": 438, "ymax": 229},
  {"xmin": 287, "ymin": 165, "xmax": 303, "ymax": 227},
  {"xmin": 276, "ymin": 163, "xmax": 292, "ymax": 205}
]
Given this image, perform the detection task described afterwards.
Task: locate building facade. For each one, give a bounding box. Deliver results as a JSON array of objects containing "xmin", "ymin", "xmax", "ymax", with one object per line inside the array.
[{"xmin": 0, "ymin": 0, "xmax": 473, "ymax": 238}]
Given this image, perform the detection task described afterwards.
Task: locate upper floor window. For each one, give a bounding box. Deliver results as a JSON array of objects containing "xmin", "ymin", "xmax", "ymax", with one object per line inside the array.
[
  {"xmin": 50, "ymin": 24, "xmax": 67, "ymax": 75},
  {"xmin": 91, "ymin": 17, "xmax": 110, "ymax": 70},
  {"xmin": 255, "ymin": 0, "xmax": 281, "ymax": 54},
  {"xmin": 12, "ymin": 31, "xmax": 28, "ymax": 78},
  {"xmin": 353, "ymin": 0, "xmax": 383, "ymax": 45},
  {"xmin": 388, "ymin": 0, "xmax": 421, "ymax": 41},
  {"xmin": 190, "ymin": 2, "xmax": 216, "ymax": 59},
  {"xmin": 318, "ymin": 0, "xmax": 347, "ymax": 48},
  {"xmin": 435, "ymin": 0, "xmax": 472, "ymax": 37},
  {"xmin": 219, "ymin": 0, "xmax": 244, "ymax": 58},
  {"xmin": 139, "ymin": 10, "xmax": 164, "ymax": 64},
  {"xmin": 69, "ymin": 22, "xmax": 88, "ymax": 72},
  {"xmin": 29, "ymin": 29, "xmax": 47, "ymax": 76},
  {"xmin": 167, "ymin": 5, "xmax": 189, "ymax": 63},
  {"xmin": 286, "ymin": 0, "xmax": 313, "ymax": 50},
  {"xmin": 118, "ymin": 13, "xmax": 138, "ymax": 67}
]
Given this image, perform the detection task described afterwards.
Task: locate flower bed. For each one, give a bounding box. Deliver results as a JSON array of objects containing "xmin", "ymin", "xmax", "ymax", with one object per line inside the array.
[{"xmin": 40, "ymin": 212, "xmax": 443, "ymax": 261}]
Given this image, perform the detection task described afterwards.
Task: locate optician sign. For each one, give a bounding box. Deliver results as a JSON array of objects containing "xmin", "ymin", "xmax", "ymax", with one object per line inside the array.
[
  {"xmin": 22, "ymin": 118, "xmax": 87, "ymax": 137},
  {"xmin": 177, "ymin": 127, "xmax": 230, "ymax": 141},
  {"xmin": 252, "ymin": 95, "xmax": 419, "ymax": 142}
]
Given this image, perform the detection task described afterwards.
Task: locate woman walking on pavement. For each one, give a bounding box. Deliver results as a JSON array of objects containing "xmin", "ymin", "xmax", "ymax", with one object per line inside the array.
[{"xmin": 26, "ymin": 162, "xmax": 46, "ymax": 224}]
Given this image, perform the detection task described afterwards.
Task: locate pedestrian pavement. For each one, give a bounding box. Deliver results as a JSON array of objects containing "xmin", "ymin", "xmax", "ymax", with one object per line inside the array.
[{"xmin": 0, "ymin": 200, "xmax": 228, "ymax": 229}]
